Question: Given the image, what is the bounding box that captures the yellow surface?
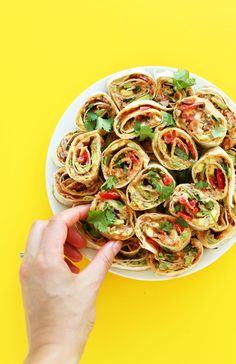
[1,1,236,363]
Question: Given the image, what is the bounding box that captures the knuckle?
[35,254,48,273]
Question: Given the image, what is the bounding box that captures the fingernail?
[111,241,122,255]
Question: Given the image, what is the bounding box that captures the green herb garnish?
[173,69,196,90]
[175,217,188,228]
[174,146,189,161]
[84,111,114,132]
[162,111,176,127]
[194,181,209,189]
[86,207,116,233]
[134,122,154,141]
[159,221,173,232]
[100,176,118,191]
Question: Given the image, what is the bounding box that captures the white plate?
[46,66,236,281]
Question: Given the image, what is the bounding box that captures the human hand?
[20,205,122,364]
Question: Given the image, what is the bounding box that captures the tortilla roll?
[148,238,203,277]
[54,131,79,167]
[174,96,227,147]
[107,71,156,110]
[169,184,220,231]
[113,100,168,139]
[76,221,108,250]
[155,70,193,110]
[87,189,136,240]
[102,139,149,188]
[53,167,102,207]
[113,240,150,271]
[195,87,236,150]
[135,213,192,253]
[76,92,118,133]
[66,131,103,185]
[152,127,198,170]
[126,163,176,211]
[192,147,235,206]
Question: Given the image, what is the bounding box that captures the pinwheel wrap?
[66,131,103,185]
[126,163,176,211]
[101,139,149,188]
[192,147,235,206]
[54,131,79,167]
[148,238,203,277]
[113,238,150,271]
[87,189,136,240]
[107,71,156,110]
[76,221,107,250]
[195,87,236,150]
[174,96,227,147]
[169,184,220,231]
[152,127,198,170]
[135,213,192,253]
[155,72,193,110]
[76,92,118,133]
[113,100,168,139]
[53,168,102,207]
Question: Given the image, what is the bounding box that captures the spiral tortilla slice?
[174,96,227,147]
[102,139,149,188]
[169,184,220,231]
[136,213,192,253]
[126,163,176,210]
[113,237,150,271]
[148,238,203,277]
[76,221,108,250]
[76,92,118,133]
[53,167,102,207]
[66,131,103,185]
[107,71,156,110]
[113,100,169,139]
[54,131,80,167]
[195,87,236,150]
[86,189,136,240]
[192,147,235,206]
[152,127,198,170]
[155,70,193,110]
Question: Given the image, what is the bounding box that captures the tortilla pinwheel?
[169,184,220,230]
[192,147,235,206]
[53,168,102,207]
[126,163,176,210]
[152,127,198,170]
[86,189,136,240]
[195,87,236,150]
[107,71,156,110]
[76,92,118,133]
[148,238,203,276]
[174,96,227,147]
[54,131,79,167]
[101,139,149,188]
[66,131,103,185]
[113,100,169,139]
[135,213,192,253]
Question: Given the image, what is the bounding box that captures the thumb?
[81,240,122,288]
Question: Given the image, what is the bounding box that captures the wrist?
[24,344,80,364]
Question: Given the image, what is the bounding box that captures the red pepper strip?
[163,130,176,144]
[216,169,225,189]
[182,98,196,105]
[146,237,160,249]
[162,175,173,186]
[178,196,199,214]
[78,150,89,165]
[209,177,217,188]
[177,211,193,221]
[99,191,121,200]
[186,140,196,159]
[181,103,198,111]
[129,151,139,163]
[173,223,184,234]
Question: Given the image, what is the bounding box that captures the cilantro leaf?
[159,221,173,232]
[173,69,196,90]
[211,127,225,138]
[204,200,215,210]
[134,122,154,141]
[221,162,229,177]
[96,117,114,132]
[100,176,118,191]
[82,221,102,239]
[84,111,98,131]
[194,181,209,189]
[175,217,188,228]
[162,111,176,127]
[174,146,189,160]
[84,111,114,132]
[155,183,175,202]
[86,207,116,233]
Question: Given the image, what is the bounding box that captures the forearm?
[24,344,80,364]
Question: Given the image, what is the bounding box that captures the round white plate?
[46,66,236,281]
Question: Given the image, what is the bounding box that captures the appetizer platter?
[46,66,236,280]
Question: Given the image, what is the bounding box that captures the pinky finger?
[64,257,80,274]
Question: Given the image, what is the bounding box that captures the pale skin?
[19,204,122,364]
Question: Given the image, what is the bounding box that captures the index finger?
[39,204,90,261]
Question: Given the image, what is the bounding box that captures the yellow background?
[1,1,236,363]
